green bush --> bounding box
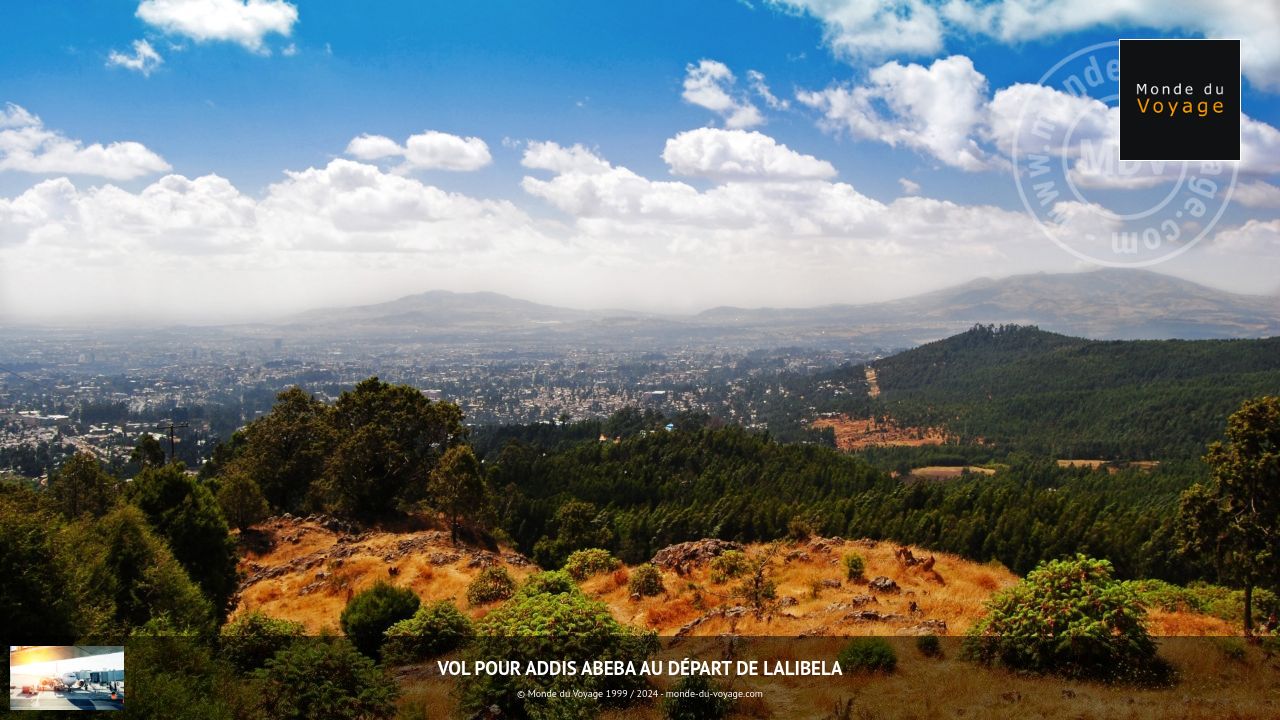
[254,635,399,719]
[460,579,657,718]
[340,581,420,660]
[220,610,306,672]
[709,550,747,584]
[519,570,578,598]
[467,566,516,606]
[964,555,1159,681]
[843,553,866,581]
[915,634,942,658]
[663,674,732,720]
[838,637,897,673]
[1125,579,1279,627]
[563,548,621,581]
[382,600,474,665]
[628,564,665,597]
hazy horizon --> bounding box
[3,2,1278,325]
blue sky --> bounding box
[1,1,1278,322]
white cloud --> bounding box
[747,70,789,110]
[798,55,993,170]
[1241,115,1280,174]
[662,128,836,180]
[1208,218,1280,254]
[682,60,765,129]
[801,57,1280,185]
[769,0,1280,89]
[0,174,255,253]
[345,134,405,161]
[520,141,611,174]
[107,39,164,76]
[0,103,170,180]
[136,0,298,53]
[898,177,921,194]
[1233,180,1280,208]
[767,0,944,60]
[343,131,492,171]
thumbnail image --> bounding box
[9,646,124,712]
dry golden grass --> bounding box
[227,521,1275,719]
[231,518,535,632]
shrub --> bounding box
[519,570,578,598]
[340,581,420,660]
[964,555,1159,681]
[467,566,516,606]
[663,674,732,720]
[843,553,866,581]
[460,581,657,718]
[787,516,815,541]
[563,548,621,581]
[220,610,306,672]
[628,564,665,597]
[254,635,398,719]
[838,637,897,673]
[709,550,747,584]
[382,600,474,665]
[915,634,942,658]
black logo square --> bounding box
[1120,39,1240,161]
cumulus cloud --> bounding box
[136,0,298,53]
[344,131,492,171]
[107,39,164,76]
[682,60,765,129]
[798,55,993,170]
[769,0,1280,89]
[767,0,943,59]
[898,177,921,194]
[800,56,1280,185]
[1208,218,1280,254]
[520,141,612,175]
[662,128,836,180]
[0,103,170,180]
[1233,180,1280,208]
[0,174,255,253]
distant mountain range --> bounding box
[259,269,1280,349]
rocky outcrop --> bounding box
[651,539,744,573]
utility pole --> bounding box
[157,421,189,463]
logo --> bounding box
[1012,41,1239,267]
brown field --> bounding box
[811,414,948,451]
[904,465,996,482]
[1058,459,1161,473]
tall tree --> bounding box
[428,445,493,545]
[1181,395,1280,633]
[321,377,465,519]
[130,434,167,470]
[127,464,238,621]
[231,387,333,513]
[216,471,270,531]
[49,452,116,519]
[79,504,213,636]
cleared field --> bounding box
[905,465,996,482]
[811,414,948,451]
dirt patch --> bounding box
[811,414,949,451]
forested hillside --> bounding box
[745,325,1280,457]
